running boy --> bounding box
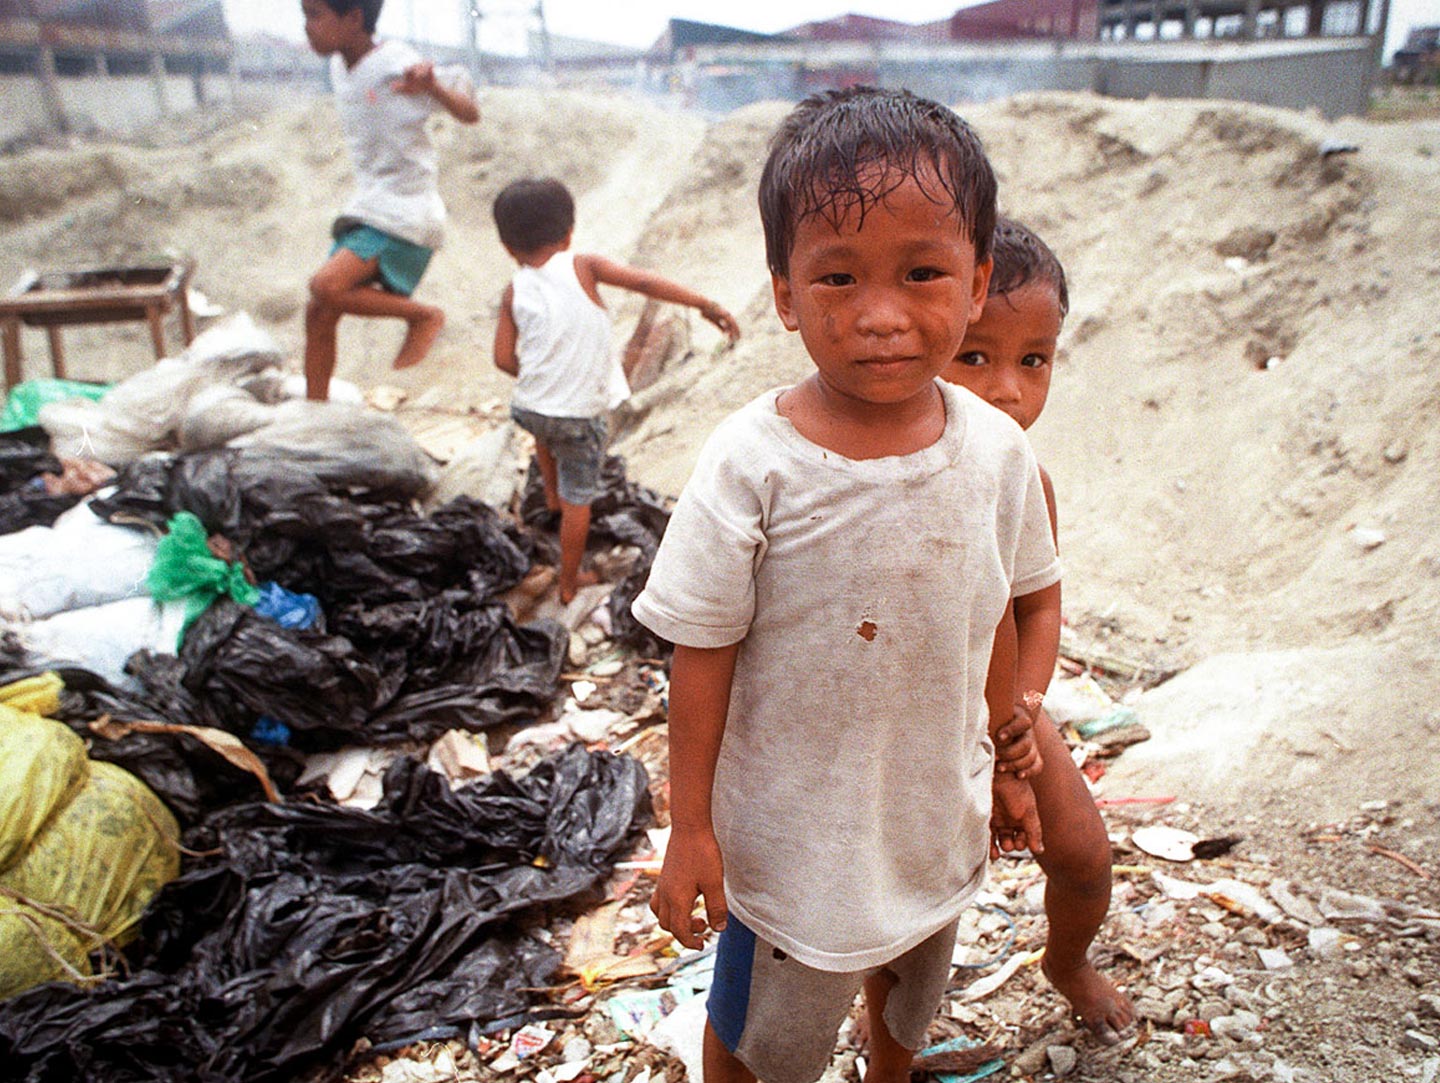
[300,0,479,401]
[491,177,739,604]
[633,88,1062,1083]
[943,218,1136,1044]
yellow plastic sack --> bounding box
[0,704,88,874]
[0,705,181,1000]
[0,672,63,717]
[0,899,93,999]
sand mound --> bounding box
[2,88,1438,819]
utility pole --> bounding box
[535,0,553,72]
[464,0,485,80]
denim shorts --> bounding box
[707,915,960,1083]
[511,407,608,506]
[331,221,433,296]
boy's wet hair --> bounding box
[317,0,383,33]
[493,178,575,254]
[759,86,997,279]
[990,217,1070,320]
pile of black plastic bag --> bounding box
[0,435,670,1083]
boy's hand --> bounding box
[990,775,1044,858]
[993,703,1042,778]
[651,824,727,950]
[701,302,741,345]
[392,61,439,97]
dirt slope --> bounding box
[2,85,1438,1083]
[3,85,1437,828]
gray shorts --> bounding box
[510,406,607,506]
[707,915,959,1083]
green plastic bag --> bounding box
[146,511,260,641]
[0,378,109,432]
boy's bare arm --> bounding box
[1013,580,1061,709]
[651,641,739,950]
[579,254,740,342]
[392,61,480,124]
[986,608,1040,778]
[493,285,519,376]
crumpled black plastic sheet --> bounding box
[82,452,564,747]
[521,454,674,657]
[0,744,652,1083]
[91,452,537,612]
[111,597,567,750]
[0,427,80,533]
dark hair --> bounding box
[989,217,1070,320]
[492,178,575,254]
[758,86,997,278]
[318,0,383,34]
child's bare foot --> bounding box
[558,568,600,605]
[1043,955,1135,1045]
[393,307,444,369]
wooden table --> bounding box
[0,261,197,390]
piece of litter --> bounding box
[918,1034,1007,1083]
[1258,947,1294,970]
[1349,525,1386,550]
[510,1022,554,1058]
[186,287,225,317]
[1133,825,1199,862]
[957,948,1043,1001]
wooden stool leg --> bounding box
[146,304,167,360]
[2,319,20,390]
[45,326,66,379]
[178,294,196,345]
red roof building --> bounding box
[783,13,951,44]
[950,0,1099,41]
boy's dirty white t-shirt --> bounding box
[330,40,473,249]
[632,381,1060,972]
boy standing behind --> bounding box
[300,0,479,401]
[944,218,1135,1044]
[633,88,1061,1083]
[491,178,739,604]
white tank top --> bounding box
[510,251,628,418]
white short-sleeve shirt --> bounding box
[330,40,473,249]
[632,381,1060,971]
[509,252,628,418]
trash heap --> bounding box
[1,317,1436,1083]
[0,317,675,1083]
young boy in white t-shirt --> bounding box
[300,0,479,401]
[491,177,739,603]
[632,87,1062,1083]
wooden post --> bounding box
[1183,0,1199,38]
[36,42,68,134]
[149,47,169,117]
[45,327,66,379]
[146,305,167,360]
[1243,0,1261,38]
[2,319,21,390]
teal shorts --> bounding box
[331,222,433,296]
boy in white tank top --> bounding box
[492,178,740,602]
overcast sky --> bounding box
[224,0,1434,60]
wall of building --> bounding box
[1096,40,1375,115]
[0,70,322,145]
[689,37,1376,119]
